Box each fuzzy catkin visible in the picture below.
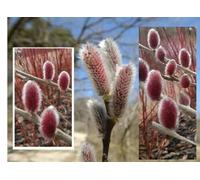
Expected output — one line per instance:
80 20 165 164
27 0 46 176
146 70 163 101
147 28 160 49
139 58 149 82
39 105 59 141
22 80 42 113
155 46 166 62
158 97 179 129
57 71 70 91
112 64 134 118
180 74 190 88
178 91 191 106
179 48 191 68
99 38 121 72
43 61 55 80
165 59 177 76
80 43 110 96
80 142 96 162
87 99 107 134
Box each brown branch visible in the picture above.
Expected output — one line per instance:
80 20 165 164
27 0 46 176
102 97 115 162
15 107 72 145
77 17 91 42
139 43 196 76
161 74 179 82
15 68 72 92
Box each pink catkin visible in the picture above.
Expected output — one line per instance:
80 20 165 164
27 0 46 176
57 71 70 91
112 64 134 118
22 80 42 113
43 61 55 80
165 59 177 76
178 48 191 68
180 74 190 88
146 70 162 101
99 38 121 71
155 46 166 62
80 43 110 96
80 143 96 162
139 58 149 82
39 106 59 141
147 29 160 49
158 97 179 129
178 91 191 106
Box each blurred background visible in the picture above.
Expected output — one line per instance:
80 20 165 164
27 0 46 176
7 17 200 161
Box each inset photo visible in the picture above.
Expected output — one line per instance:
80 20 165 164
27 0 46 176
13 47 73 150
139 27 196 160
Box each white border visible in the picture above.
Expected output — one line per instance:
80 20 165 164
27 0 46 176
12 47 74 150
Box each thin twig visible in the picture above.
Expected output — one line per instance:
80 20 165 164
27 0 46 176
139 43 196 76
161 74 179 82
161 74 196 86
165 57 196 76
15 68 72 92
138 43 154 52
15 107 72 145
152 121 196 146
178 104 196 117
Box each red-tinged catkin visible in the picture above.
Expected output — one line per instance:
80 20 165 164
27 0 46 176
112 64 134 118
80 142 96 162
43 61 55 80
178 91 191 106
57 71 70 91
165 59 177 76
158 97 179 129
178 48 191 68
80 43 110 96
22 80 42 113
155 46 166 62
39 105 59 141
139 58 149 82
147 28 160 49
99 38 121 71
146 70 163 101
180 74 190 88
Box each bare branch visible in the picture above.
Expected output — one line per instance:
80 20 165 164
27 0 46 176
15 107 72 145
139 43 196 76
15 68 72 92
152 121 196 146
77 17 91 42
178 104 196 117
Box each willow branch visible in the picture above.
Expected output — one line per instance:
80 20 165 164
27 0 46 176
139 43 196 76
101 96 115 162
178 104 196 117
152 121 196 146
138 43 154 52
161 74 179 82
15 68 72 92
161 74 196 87
15 107 72 145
